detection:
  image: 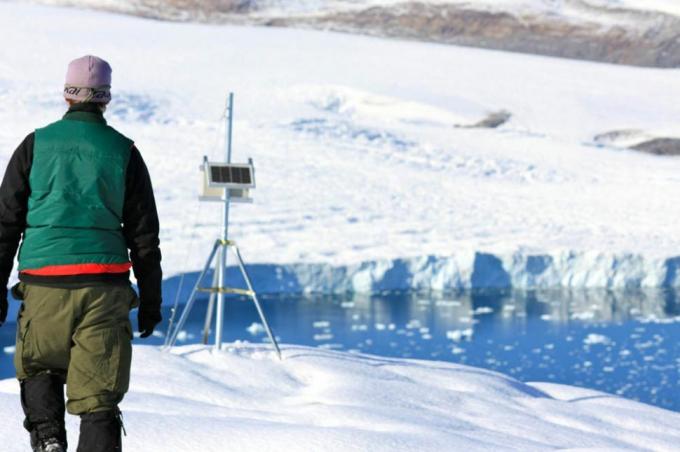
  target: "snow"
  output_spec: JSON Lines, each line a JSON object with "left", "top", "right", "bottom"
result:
{"left": 594, "top": 0, "right": 680, "bottom": 17}
{"left": 468, "top": 0, "right": 680, "bottom": 18}
{"left": 1, "top": 0, "right": 680, "bottom": 297}
{"left": 1, "top": 3, "right": 678, "bottom": 449}
{"left": 1, "top": 343, "right": 679, "bottom": 451}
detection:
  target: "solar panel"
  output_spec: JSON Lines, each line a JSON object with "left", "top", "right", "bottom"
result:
{"left": 205, "top": 162, "right": 255, "bottom": 189}
{"left": 210, "top": 166, "right": 252, "bottom": 185}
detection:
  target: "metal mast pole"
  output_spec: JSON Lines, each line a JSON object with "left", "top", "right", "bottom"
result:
{"left": 215, "top": 92, "right": 234, "bottom": 350}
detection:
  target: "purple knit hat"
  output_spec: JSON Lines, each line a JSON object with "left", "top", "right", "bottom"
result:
{"left": 63, "top": 55, "right": 112, "bottom": 103}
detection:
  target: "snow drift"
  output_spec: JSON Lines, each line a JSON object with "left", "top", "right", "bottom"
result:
{"left": 1, "top": 344, "right": 679, "bottom": 451}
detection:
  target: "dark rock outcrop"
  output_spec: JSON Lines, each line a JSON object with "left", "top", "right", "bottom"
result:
{"left": 631, "top": 138, "right": 680, "bottom": 156}
{"left": 288, "top": 3, "right": 680, "bottom": 68}
{"left": 454, "top": 110, "right": 512, "bottom": 129}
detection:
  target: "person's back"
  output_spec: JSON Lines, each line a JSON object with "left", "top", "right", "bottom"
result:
{"left": 0, "top": 55, "right": 162, "bottom": 452}
{"left": 21, "top": 107, "right": 133, "bottom": 273}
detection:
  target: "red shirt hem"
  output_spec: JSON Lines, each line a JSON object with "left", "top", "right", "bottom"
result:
{"left": 21, "top": 262, "right": 132, "bottom": 276}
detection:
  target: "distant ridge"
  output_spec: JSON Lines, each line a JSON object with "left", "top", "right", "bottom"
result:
{"left": 18, "top": 0, "right": 680, "bottom": 67}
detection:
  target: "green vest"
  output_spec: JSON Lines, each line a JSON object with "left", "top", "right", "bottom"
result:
{"left": 18, "top": 110, "right": 133, "bottom": 271}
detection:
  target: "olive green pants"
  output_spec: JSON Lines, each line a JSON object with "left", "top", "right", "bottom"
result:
{"left": 14, "top": 283, "right": 139, "bottom": 414}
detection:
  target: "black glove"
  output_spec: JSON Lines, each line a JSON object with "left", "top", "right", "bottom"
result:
{"left": 138, "top": 308, "right": 161, "bottom": 338}
{"left": 0, "top": 287, "right": 7, "bottom": 327}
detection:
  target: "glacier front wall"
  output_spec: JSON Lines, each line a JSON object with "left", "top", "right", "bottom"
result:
{"left": 165, "top": 251, "right": 680, "bottom": 295}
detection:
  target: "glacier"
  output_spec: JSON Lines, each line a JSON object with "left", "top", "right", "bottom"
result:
{"left": 167, "top": 251, "right": 680, "bottom": 295}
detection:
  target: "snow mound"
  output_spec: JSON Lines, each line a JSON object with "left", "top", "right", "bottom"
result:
{"left": 291, "top": 85, "right": 492, "bottom": 128}
{"left": 1, "top": 344, "right": 678, "bottom": 451}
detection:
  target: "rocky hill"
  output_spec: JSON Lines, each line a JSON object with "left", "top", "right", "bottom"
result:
{"left": 18, "top": 0, "right": 680, "bottom": 67}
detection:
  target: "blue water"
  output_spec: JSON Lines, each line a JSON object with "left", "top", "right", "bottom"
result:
{"left": 1, "top": 289, "right": 679, "bottom": 411}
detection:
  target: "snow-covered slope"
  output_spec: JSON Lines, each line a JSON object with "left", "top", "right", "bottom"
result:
{"left": 1, "top": 344, "right": 679, "bottom": 451}
{"left": 1, "top": 3, "right": 680, "bottom": 292}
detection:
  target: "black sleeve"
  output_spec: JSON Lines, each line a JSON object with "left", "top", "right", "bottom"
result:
{"left": 123, "top": 145, "right": 162, "bottom": 312}
{"left": 0, "top": 133, "right": 33, "bottom": 294}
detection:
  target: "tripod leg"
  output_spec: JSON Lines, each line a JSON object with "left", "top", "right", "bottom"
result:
{"left": 164, "top": 272, "right": 185, "bottom": 347}
{"left": 166, "top": 241, "right": 221, "bottom": 348}
{"left": 232, "top": 246, "right": 282, "bottom": 360}
{"left": 202, "top": 269, "right": 219, "bottom": 344}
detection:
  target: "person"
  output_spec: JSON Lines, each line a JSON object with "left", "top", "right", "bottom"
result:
{"left": 0, "top": 55, "right": 162, "bottom": 452}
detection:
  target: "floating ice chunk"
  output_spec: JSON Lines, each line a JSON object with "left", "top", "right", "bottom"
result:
{"left": 446, "top": 328, "right": 473, "bottom": 342}
{"left": 584, "top": 333, "right": 612, "bottom": 346}
{"left": 176, "top": 330, "right": 195, "bottom": 342}
{"left": 246, "top": 322, "right": 266, "bottom": 336}
{"left": 571, "top": 311, "right": 596, "bottom": 320}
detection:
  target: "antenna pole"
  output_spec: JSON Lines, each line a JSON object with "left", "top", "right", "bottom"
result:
{"left": 215, "top": 92, "right": 234, "bottom": 350}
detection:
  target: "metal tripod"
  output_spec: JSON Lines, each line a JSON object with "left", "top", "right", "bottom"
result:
{"left": 164, "top": 238, "right": 281, "bottom": 359}
{"left": 163, "top": 93, "right": 282, "bottom": 359}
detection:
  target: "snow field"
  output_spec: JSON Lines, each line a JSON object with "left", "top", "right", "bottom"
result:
{"left": 1, "top": 2, "right": 680, "bottom": 295}
{"left": 2, "top": 344, "right": 680, "bottom": 451}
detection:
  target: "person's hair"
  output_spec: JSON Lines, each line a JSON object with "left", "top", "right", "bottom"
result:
{"left": 66, "top": 99, "right": 108, "bottom": 112}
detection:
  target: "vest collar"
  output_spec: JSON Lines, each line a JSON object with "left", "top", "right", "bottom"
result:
{"left": 63, "top": 103, "right": 107, "bottom": 125}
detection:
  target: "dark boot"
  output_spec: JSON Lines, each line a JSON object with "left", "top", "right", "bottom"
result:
{"left": 20, "top": 373, "right": 68, "bottom": 451}
{"left": 77, "top": 408, "right": 123, "bottom": 452}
